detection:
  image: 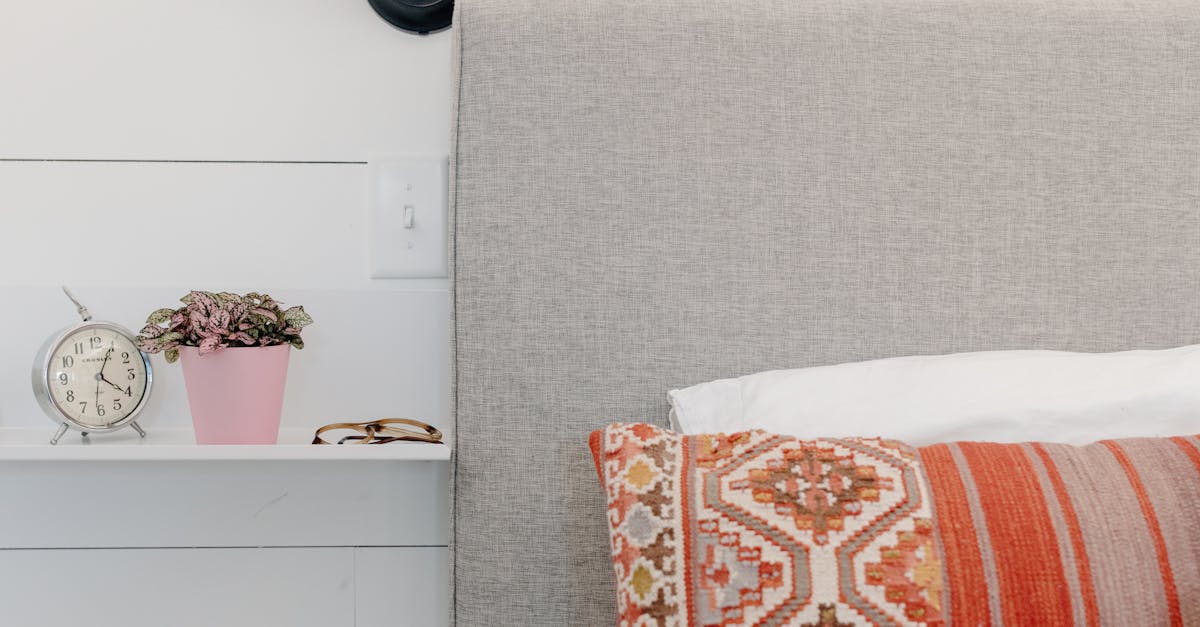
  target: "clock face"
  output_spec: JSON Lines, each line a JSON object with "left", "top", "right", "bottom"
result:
{"left": 46, "top": 325, "right": 150, "bottom": 429}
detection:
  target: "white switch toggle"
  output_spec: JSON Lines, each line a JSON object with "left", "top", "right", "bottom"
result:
{"left": 368, "top": 156, "right": 448, "bottom": 278}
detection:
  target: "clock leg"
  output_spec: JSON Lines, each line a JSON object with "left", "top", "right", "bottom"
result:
{"left": 131, "top": 421, "right": 147, "bottom": 439}
{"left": 49, "top": 422, "right": 69, "bottom": 446}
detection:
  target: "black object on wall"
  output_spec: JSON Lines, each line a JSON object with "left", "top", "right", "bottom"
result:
{"left": 368, "top": 0, "right": 453, "bottom": 34}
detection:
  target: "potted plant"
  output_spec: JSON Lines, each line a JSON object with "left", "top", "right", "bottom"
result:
{"left": 136, "top": 291, "right": 314, "bottom": 444}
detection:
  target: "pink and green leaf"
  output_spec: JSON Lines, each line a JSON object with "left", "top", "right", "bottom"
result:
{"left": 134, "top": 290, "right": 313, "bottom": 363}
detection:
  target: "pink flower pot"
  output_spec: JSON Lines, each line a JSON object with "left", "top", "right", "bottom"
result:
{"left": 178, "top": 344, "right": 291, "bottom": 444}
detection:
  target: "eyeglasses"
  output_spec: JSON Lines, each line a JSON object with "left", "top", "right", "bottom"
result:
{"left": 312, "top": 418, "right": 443, "bottom": 445}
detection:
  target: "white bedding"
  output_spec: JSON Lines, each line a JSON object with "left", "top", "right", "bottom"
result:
{"left": 669, "top": 344, "right": 1200, "bottom": 445}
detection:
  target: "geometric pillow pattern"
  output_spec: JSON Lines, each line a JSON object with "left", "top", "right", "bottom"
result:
{"left": 589, "top": 423, "right": 1200, "bottom": 626}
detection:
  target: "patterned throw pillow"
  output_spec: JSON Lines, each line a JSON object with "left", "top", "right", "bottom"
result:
{"left": 588, "top": 423, "right": 1200, "bottom": 626}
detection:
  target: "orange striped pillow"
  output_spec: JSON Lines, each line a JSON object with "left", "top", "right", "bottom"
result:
{"left": 589, "top": 423, "right": 1200, "bottom": 626}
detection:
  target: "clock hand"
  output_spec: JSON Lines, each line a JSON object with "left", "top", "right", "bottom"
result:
{"left": 98, "top": 348, "right": 112, "bottom": 379}
{"left": 100, "top": 374, "right": 125, "bottom": 393}
{"left": 97, "top": 350, "right": 132, "bottom": 394}
{"left": 95, "top": 348, "right": 113, "bottom": 408}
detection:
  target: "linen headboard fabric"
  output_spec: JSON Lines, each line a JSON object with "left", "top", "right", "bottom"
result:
{"left": 449, "top": 0, "right": 1200, "bottom": 624}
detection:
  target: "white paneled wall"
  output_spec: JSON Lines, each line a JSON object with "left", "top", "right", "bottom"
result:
{"left": 0, "top": 0, "right": 453, "bottom": 161}
{"left": 0, "top": 162, "right": 375, "bottom": 289}
{"left": 0, "top": 2, "right": 455, "bottom": 421}
{"left": 0, "top": 1, "right": 454, "bottom": 625}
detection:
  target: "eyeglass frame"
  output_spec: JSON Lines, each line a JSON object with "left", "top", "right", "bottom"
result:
{"left": 312, "top": 418, "right": 443, "bottom": 445}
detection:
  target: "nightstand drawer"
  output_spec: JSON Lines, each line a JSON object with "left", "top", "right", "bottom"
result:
{"left": 0, "top": 546, "right": 449, "bottom": 627}
{"left": 0, "top": 460, "right": 448, "bottom": 548}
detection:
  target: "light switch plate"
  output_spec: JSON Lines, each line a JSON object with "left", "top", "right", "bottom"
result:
{"left": 368, "top": 156, "right": 449, "bottom": 278}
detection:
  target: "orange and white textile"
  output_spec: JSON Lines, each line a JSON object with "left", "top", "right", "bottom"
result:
{"left": 589, "top": 423, "right": 1200, "bottom": 626}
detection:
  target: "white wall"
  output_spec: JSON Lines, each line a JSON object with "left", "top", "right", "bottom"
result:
{"left": 0, "top": 0, "right": 452, "bottom": 161}
{"left": 0, "top": 0, "right": 454, "bottom": 440}
{"left": 0, "top": 3, "right": 455, "bottom": 625}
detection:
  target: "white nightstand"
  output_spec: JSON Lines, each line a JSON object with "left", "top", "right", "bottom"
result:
{"left": 0, "top": 428, "right": 450, "bottom": 627}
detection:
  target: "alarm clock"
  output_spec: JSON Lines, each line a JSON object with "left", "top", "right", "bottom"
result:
{"left": 31, "top": 288, "right": 153, "bottom": 444}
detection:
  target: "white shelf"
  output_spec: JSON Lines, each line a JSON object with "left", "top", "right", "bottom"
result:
{"left": 0, "top": 428, "right": 451, "bottom": 462}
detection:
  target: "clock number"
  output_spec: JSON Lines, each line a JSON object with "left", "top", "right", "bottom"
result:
{"left": 66, "top": 390, "right": 75, "bottom": 402}
{"left": 74, "top": 342, "right": 83, "bottom": 354}
{"left": 96, "top": 404, "right": 105, "bottom": 417}
{"left": 78, "top": 401, "right": 87, "bottom": 414}
{"left": 127, "top": 368, "right": 136, "bottom": 380}
{"left": 90, "top": 337, "right": 103, "bottom": 349}
{"left": 58, "top": 372, "right": 68, "bottom": 386}
{"left": 124, "top": 386, "right": 132, "bottom": 397}
{"left": 61, "top": 356, "right": 74, "bottom": 368}
{"left": 113, "top": 399, "right": 122, "bottom": 412}
{"left": 121, "top": 352, "right": 130, "bottom": 364}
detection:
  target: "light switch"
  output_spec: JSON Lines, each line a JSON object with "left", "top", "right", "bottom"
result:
{"left": 368, "top": 156, "right": 448, "bottom": 278}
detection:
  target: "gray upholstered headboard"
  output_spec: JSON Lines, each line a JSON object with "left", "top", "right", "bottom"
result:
{"left": 449, "top": 0, "right": 1200, "bottom": 624}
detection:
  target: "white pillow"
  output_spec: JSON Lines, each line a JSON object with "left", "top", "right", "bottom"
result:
{"left": 668, "top": 345, "right": 1200, "bottom": 445}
